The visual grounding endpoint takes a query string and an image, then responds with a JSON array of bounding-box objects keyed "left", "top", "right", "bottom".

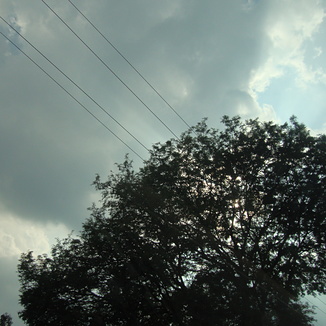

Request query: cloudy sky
[{"left": 0, "top": 0, "right": 326, "bottom": 324}]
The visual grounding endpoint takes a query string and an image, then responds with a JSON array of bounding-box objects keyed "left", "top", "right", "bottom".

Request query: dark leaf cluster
[{"left": 0, "top": 313, "right": 12, "bottom": 326}]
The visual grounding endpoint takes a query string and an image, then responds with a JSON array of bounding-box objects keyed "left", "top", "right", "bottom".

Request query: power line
[
  {"left": 305, "top": 296, "right": 326, "bottom": 316},
  {"left": 0, "top": 16, "right": 149, "bottom": 154},
  {"left": 67, "top": 0, "right": 191, "bottom": 130},
  {"left": 42, "top": 0, "right": 180, "bottom": 140},
  {"left": 0, "top": 31, "right": 145, "bottom": 162},
  {"left": 316, "top": 296, "right": 326, "bottom": 306}
]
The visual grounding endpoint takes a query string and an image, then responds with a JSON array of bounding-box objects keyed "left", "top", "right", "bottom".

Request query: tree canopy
[{"left": 18, "top": 116, "right": 325, "bottom": 325}]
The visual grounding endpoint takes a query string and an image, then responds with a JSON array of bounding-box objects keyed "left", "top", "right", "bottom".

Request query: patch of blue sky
[{"left": 256, "top": 67, "right": 326, "bottom": 131}]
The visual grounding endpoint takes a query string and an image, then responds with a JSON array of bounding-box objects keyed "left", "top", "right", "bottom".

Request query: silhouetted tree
[
  {"left": 18, "top": 116, "right": 325, "bottom": 325},
  {"left": 0, "top": 313, "right": 12, "bottom": 326}
]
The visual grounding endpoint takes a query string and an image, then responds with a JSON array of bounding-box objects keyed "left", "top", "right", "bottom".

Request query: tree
[
  {"left": 18, "top": 116, "right": 325, "bottom": 325},
  {"left": 0, "top": 313, "right": 13, "bottom": 326}
]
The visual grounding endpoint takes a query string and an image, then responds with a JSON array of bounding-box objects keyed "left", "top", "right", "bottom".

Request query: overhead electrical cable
[
  {"left": 42, "top": 0, "right": 180, "bottom": 140},
  {"left": 0, "top": 30, "right": 145, "bottom": 162},
  {"left": 316, "top": 296, "right": 326, "bottom": 306},
  {"left": 0, "top": 16, "right": 149, "bottom": 154},
  {"left": 305, "top": 297, "right": 326, "bottom": 316},
  {"left": 67, "top": 0, "right": 191, "bottom": 130}
]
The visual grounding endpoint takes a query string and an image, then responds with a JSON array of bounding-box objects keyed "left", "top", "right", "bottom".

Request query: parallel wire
[
  {"left": 67, "top": 0, "right": 191, "bottom": 130},
  {"left": 0, "top": 31, "right": 145, "bottom": 162},
  {"left": 316, "top": 296, "right": 326, "bottom": 306},
  {"left": 305, "top": 297, "right": 326, "bottom": 315},
  {"left": 42, "top": 0, "right": 180, "bottom": 140},
  {"left": 0, "top": 16, "right": 149, "bottom": 154}
]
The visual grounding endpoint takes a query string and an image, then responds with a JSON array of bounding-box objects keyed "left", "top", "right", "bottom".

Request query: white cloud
[
  {"left": 249, "top": 0, "right": 326, "bottom": 97},
  {"left": 0, "top": 208, "right": 70, "bottom": 258}
]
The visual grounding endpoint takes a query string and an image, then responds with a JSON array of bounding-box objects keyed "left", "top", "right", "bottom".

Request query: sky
[{"left": 0, "top": 0, "right": 326, "bottom": 324}]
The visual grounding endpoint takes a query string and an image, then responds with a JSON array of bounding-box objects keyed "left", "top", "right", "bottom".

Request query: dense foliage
[{"left": 18, "top": 116, "right": 325, "bottom": 325}]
